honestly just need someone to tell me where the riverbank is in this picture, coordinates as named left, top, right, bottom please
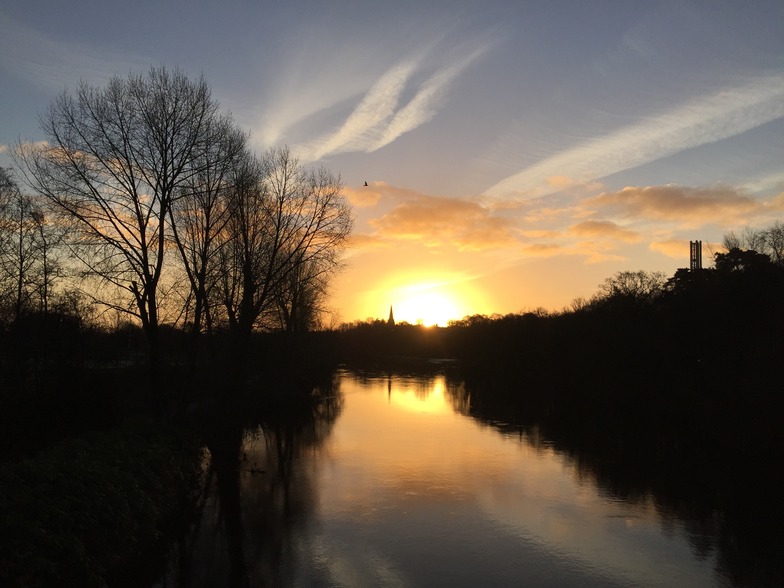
left=0, top=423, right=202, bottom=588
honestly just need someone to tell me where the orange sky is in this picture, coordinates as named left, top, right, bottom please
left=330, top=181, right=784, bottom=326
left=2, top=2, right=782, bottom=327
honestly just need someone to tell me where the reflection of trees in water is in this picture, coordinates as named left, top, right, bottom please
left=345, top=366, right=453, bottom=401
left=445, top=377, right=471, bottom=416
left=446, top=377, right=784, bottom=588
left=159, top=375, right=343, bottom=588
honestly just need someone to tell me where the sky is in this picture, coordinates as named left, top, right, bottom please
left=1, top=0, right=783, bottom=326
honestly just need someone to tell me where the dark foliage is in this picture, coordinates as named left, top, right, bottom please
left=0, top=425, right=202, bottom=588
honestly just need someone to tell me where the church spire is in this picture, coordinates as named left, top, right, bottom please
left=387, top=305, right=395, bottom=326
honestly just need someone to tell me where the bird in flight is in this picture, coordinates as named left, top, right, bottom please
left=363, top=181, right=368, bottom=186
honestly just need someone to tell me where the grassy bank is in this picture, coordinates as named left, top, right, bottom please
left=0, top=424, right=202, bottom=588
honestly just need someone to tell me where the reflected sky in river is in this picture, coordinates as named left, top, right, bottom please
left=163, top=369, right=729, bottom=587
left=305, top=371, right=722, bottom=587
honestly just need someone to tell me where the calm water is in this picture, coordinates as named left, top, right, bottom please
left=160, top=369, right=734, bottom=587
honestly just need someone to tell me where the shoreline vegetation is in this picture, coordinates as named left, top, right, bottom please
left=2, top=244, right=783, bottom=585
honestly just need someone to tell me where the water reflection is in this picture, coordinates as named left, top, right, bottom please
left=329, top=371, right=722, bottom=587
left=160, top=368, right=779, bottom=587
left=453, top=371, right=784, bottom=587
left=159, top=376, right=343, bottom=588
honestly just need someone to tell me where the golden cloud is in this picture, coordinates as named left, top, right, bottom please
left=649, top=239, right=689, bottom=259
left=348, top=233, right=389, bottom=250
left=370, top=194, right=518, bottom=250
left=344, top=185, right=381, bottom=208
left=521, top=243, right=562, bottom=256
left=569, top=220, right=641, bottom=243
left=572, top=244, right=627, bottom=264
left=520, top=229, right=562, bottom=239
left=586, top=184, right=760, bottom=227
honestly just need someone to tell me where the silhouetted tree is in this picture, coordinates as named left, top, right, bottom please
left=762, top=221, right=784, bottom=266
left=273, top=256, right=327, bottom=333
left=0, top=168, right=22, bottom=325
left=663, top=267, right=713, bottom=297
left=168, top=115, right=247, bottom=362
left=16, top=66, right=232, bottom=393
left=0, top=168, right=62, bottom=325
left=595, top=269, right=666, bottom=302
left=217, top=147, right=352, bottom=360
left=723, top=221, right=784, bottom=267
left=714, top=247, right=773, bottom=273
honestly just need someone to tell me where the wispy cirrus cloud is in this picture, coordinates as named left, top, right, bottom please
left=368, top=45, right=489, bottom=152
left=296, top=41, right=491, bottom=161
left=304, top=61, right=418, bottom=160
left=485, top=71, right=784, bottom=200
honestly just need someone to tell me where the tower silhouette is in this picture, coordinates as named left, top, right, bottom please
left=387, top=305, right=395, bottom=326
left=690, top=240, right=702, bottom=270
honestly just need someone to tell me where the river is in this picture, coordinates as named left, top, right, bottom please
left=157, top=367, right=750, bottom=587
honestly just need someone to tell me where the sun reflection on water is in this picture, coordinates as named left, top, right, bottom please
left=388, top=376, right=451, bottom=415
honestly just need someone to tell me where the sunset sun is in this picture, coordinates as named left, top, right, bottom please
left=389, top=281, right=471, bottom=327
left=396, top=291, right=457, bottom=326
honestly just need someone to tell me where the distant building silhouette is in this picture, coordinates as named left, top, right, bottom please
left=387, top=305, right=395, bottom=326
left=690, top=240, right=703, bottom=270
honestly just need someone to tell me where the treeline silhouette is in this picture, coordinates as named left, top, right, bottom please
left=331, top=243, right=784, bottom=586
left=333, top=243, right=783, bottom=386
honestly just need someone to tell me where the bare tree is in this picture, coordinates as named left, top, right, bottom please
left=168, top=116, right=248, bottom=343
left=271, top=166, right=352, bottom=334
left=218, top=147, right=352, bottom=353
left=722, top=221, right=784, bottom=266
left=0, top=168, right=61, bottom=324
left=0, top=168, right=21, bottom=324
left=724, top=226, right=768, bottom=254
left=272, top=255, right=330, bottom=333
left=722, top=230, right=742, bottom=252
left=15, top=66, right=226, bottom=383
left=762, top=221, right=784, bottom=266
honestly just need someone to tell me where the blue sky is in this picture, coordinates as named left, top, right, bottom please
left=2, top=1, right=783, bottom=324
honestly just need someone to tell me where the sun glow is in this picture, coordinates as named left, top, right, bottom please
left=354, top=270, right=490, bottom=327
left=391, top=281, right=468, bottom=326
